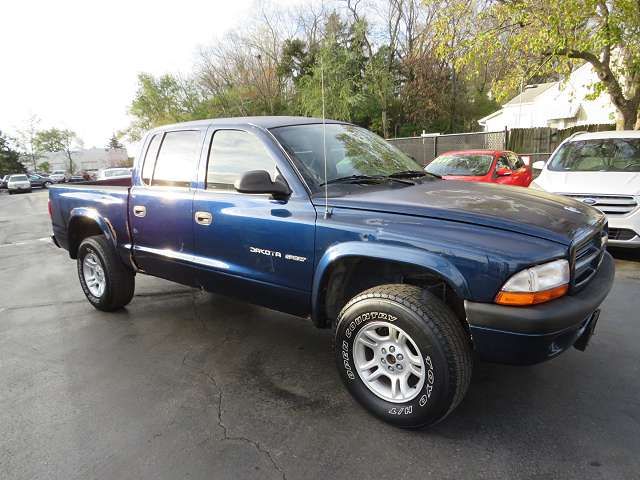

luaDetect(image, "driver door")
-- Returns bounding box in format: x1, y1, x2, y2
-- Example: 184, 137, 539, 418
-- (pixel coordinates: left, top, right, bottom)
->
191, 127, 316, 314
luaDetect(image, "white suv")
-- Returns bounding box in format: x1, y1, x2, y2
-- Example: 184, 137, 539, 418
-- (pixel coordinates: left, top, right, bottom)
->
531, 130, 640, 248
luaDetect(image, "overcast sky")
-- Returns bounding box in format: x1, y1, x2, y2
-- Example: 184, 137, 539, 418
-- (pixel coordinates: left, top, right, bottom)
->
0, 0, 297, 153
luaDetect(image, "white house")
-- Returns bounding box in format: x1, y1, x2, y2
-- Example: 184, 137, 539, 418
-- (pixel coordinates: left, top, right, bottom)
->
478, 63, 617, 131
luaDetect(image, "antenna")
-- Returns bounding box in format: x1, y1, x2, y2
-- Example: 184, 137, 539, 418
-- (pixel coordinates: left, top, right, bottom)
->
321, 54, 330, 219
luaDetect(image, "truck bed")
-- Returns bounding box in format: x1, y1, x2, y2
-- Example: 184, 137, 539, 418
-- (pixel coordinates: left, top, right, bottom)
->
49, 181, 132, 261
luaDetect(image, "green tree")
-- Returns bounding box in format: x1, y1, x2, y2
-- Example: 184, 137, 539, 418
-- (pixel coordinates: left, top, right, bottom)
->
125, 73, 210, 141
446, 0, 640, 130
38, 161, 51, 173
295, 13, 369, 125
34, 128, 80, 173
0, 131, 26, 174
107, 134, 124, 150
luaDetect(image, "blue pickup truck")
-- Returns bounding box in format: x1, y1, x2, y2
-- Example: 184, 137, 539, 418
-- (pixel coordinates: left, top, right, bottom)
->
49, 117, 614, 428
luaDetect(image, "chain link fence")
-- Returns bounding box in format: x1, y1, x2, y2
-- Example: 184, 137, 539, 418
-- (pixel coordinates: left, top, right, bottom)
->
388, 124, 615, 167
388, 130, 507, 166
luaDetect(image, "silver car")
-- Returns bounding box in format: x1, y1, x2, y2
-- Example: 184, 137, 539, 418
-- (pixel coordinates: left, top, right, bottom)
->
7, 174, 32, 194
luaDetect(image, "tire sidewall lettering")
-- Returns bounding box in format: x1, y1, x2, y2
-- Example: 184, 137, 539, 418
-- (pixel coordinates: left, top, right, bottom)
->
338, 307, 442, 419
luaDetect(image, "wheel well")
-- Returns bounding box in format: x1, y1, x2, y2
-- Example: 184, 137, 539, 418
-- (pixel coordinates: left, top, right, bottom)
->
316, 257, 467, 331
68, 217, 104, 259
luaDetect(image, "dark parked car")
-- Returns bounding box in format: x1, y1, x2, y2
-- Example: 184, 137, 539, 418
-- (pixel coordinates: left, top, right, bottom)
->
28, 174, 54, 189
49, 117, 614, 429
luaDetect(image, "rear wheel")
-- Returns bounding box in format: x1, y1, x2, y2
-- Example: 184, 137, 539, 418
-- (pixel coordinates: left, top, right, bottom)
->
335, 284, 472, 428
77, 235, 135, 311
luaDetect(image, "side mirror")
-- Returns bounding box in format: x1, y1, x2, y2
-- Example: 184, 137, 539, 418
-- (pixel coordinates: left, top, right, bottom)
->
234, 170, 291, 198
532, 160, 546, 170
496, 167, 512, 177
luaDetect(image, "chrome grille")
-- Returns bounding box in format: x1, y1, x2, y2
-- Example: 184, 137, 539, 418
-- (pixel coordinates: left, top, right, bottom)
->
572, 228, 607, 289
562, 194, 638, 215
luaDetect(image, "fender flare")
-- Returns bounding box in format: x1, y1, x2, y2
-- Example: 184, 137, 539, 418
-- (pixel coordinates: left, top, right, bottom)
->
67, 207, 118, 257
311, 241, 470, 325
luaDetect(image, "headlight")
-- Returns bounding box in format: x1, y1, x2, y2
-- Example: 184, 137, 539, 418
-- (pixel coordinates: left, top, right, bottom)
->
529, 181, 544, 190
495, 259, 569, 306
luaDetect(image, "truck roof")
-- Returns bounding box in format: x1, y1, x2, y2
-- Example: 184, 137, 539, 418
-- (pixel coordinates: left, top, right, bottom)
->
151, 116, 348, 132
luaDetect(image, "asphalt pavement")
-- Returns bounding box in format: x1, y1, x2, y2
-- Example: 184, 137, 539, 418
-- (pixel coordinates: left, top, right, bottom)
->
1, 189, 639, 480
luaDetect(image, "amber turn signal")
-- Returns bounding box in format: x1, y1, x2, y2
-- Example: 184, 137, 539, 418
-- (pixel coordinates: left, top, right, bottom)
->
495, 284, 568, 306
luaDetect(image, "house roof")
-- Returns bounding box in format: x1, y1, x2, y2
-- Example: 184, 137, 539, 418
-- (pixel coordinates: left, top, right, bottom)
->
504, 82, 556, 106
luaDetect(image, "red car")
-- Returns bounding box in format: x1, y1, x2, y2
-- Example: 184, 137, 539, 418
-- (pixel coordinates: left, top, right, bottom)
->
425, 149, 533, 187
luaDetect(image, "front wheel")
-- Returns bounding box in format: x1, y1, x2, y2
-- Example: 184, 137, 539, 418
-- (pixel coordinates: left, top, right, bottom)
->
44, 182, 52, 188
77, 235, 135, 311
335, 284, 473, 428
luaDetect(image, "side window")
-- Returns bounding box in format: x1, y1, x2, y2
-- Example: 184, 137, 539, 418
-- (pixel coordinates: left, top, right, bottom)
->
496, 156, 510, 171
207, 130, 276, 190
508, 152, 524, 169
141, 134, 162, 185
152, 130, 201, 187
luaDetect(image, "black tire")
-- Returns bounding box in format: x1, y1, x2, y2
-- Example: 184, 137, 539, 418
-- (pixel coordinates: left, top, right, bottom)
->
44, 182, 52, 188
9, 191, 13, 195
335, 284, 472, 429
77, 235, 135, 311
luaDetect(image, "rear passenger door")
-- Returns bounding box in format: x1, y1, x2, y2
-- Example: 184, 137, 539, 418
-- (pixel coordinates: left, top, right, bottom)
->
130, 128, 205, 284
191, 127, 316, 315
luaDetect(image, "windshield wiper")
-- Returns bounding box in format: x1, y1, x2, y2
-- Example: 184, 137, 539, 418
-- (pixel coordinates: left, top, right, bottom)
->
320, 175, 382, 186
320, 174, 415, 186
388, 169, 433, 179
391, 169, 441, 179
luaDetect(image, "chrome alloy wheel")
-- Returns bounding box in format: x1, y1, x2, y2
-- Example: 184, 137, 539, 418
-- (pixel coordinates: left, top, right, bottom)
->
353, 321, 426, 403
83, 252, 106, 297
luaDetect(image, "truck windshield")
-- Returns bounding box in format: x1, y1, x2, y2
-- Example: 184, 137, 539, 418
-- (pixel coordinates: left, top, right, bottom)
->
270, 124, 422, 190
426, 154, 493, 176
548, 138, 640, 172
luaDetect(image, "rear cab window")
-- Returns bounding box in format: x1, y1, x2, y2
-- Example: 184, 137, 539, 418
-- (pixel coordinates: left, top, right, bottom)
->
141, 130, 202, 187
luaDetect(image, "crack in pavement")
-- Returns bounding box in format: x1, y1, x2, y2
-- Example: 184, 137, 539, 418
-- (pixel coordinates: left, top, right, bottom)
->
187, 293, 287, 480
1, 289, 196, 312
0, 237, 52, 248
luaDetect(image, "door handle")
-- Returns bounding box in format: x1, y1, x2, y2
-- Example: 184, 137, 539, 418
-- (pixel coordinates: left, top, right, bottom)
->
195, 211, 213, 226
133, 205, 146, 218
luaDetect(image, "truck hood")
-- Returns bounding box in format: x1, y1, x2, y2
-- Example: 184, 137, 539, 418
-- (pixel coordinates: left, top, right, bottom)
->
537, 171, 640, 196
315, 180, 604, 246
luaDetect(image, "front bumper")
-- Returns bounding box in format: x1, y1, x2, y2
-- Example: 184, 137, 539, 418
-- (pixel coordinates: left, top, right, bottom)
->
465, 252, 615, 365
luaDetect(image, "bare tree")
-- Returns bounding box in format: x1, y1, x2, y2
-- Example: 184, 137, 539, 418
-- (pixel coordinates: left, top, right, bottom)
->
16, 114, 42, 172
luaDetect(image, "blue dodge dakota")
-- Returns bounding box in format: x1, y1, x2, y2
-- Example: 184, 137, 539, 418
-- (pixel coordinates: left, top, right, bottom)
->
49, 117, 614, 428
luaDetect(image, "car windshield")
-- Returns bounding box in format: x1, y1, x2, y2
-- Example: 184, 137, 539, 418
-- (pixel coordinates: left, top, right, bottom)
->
270, 123, 422, 190
548, 138, 640, 172
10, 175, 28, 181
425, 154, 494, 176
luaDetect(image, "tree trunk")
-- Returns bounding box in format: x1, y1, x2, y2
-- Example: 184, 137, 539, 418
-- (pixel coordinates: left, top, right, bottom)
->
616, 104, 639, 130
382, 109, 388, 139
66, 151, 74, 173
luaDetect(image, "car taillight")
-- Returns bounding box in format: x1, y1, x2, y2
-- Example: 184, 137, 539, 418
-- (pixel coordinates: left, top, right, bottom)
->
48, 199, 53, 218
